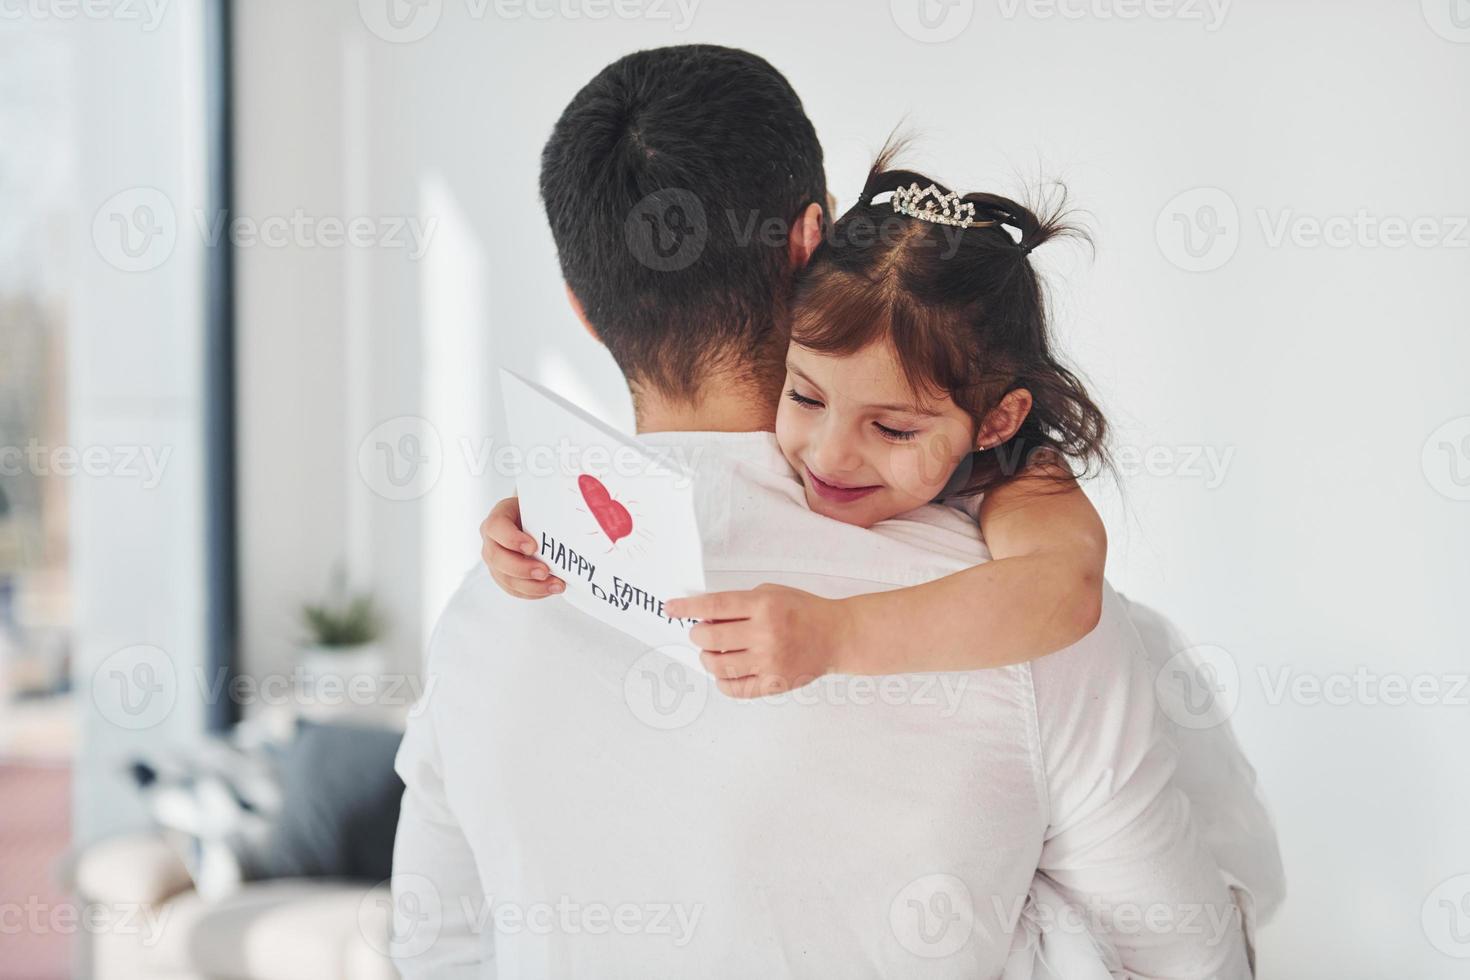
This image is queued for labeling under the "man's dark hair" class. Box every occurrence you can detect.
[540,45,826,403]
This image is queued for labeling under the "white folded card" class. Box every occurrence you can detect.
[499,368,706,662]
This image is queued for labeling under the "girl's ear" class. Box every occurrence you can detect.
[975,389,1034,450]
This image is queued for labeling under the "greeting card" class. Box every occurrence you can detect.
[499,368,706,662]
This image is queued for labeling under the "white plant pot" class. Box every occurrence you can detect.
[299,642,386,717]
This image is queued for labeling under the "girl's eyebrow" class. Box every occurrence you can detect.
[786,362,940,417]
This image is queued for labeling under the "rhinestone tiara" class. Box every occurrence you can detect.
[891,182,992,229]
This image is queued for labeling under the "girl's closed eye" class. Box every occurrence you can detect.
[874,422,918,442]
[785,387,822,408]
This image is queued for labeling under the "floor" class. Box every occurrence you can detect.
[0,754,73,979]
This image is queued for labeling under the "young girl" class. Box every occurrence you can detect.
[481,149,1110,697]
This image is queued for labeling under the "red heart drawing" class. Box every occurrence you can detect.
[578,473,633,545]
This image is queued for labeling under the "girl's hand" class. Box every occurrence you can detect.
[663,584,850,699]
[479,496,564,599]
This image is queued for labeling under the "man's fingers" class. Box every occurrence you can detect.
[689,619,750,653]
[665,590,751,622]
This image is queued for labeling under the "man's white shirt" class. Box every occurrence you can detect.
[392,429,1251,979]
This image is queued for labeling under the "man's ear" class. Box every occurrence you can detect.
[975,389,1034,449]
[565,284,599,344]
[788,201,823,271]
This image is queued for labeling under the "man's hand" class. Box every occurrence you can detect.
[480,496,564,599]
[663,584,851,699]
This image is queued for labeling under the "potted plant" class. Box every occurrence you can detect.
[299,572,385,693]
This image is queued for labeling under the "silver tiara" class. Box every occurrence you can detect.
[891,182,990,229]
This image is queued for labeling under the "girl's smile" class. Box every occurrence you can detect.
[804,465,883,503]
[776,340,982,528]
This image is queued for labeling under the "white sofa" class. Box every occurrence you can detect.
[73,832,396,980]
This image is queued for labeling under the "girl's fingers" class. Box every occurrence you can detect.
[486,513,537,556]
[665,590,751,622]
[488,547,557,584]
[494,573,564,600]
[688,619,749,653]
[700,649,754,681]
[716,675,769,700]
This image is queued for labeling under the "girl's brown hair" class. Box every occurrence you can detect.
[791,142,1109,502]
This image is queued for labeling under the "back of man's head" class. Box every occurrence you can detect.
[541,45,826,404]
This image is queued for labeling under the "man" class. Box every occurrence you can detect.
[392,45,1255,978]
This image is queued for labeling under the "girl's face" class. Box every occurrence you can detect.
[775,340,980,529]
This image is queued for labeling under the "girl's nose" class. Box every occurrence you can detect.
[811,430,864,479]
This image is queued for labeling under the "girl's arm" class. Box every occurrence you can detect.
[666,466,1106,697]
[838,466,1106,674]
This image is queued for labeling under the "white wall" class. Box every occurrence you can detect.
[234,2,1470,974]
